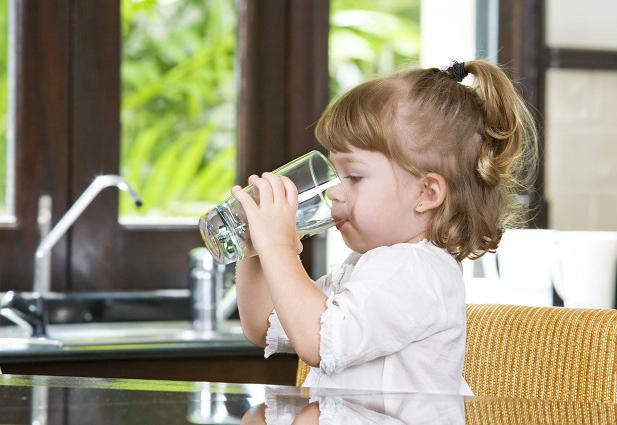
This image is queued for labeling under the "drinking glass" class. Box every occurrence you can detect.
[199,150,340,264]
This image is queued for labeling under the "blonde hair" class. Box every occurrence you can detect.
[315,60,539,261]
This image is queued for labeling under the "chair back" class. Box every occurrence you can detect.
[296,304,617,402]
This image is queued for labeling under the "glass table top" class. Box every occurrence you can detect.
[0,374,615,424]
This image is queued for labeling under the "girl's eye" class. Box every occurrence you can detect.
[345,175,362,183]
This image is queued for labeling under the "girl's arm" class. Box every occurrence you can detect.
[259,248,326,367]
[235,256,273,347]
[231,173,327,367]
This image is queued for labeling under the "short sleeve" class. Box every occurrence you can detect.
[264,387,309,424]
[319,245,449,375]
[264,309,296,358]
[264,274,330,359]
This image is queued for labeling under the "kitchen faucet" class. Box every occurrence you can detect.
[189,247,237,332]
[33,175,142,295]
[0,175,141,337]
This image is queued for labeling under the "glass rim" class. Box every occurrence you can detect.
[307,151,338,209]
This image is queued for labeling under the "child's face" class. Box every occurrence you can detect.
[327,146,428,254]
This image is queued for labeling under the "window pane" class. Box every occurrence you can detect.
[329,0,420,96]
[0,0,10,218]
[120,0,237,221]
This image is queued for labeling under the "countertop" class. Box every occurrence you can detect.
[0,320,262,363]
[0,290,269,363]
[1,374,616,424]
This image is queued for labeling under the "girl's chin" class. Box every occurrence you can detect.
[341,233,365,253]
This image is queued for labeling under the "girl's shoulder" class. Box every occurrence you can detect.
[348,241,466,308]
[354,240,461,273]
[317,240,462,294]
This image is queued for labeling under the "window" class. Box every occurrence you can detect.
[120,0,237,222]
[0,1,330,292]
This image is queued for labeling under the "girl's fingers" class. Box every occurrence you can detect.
[261,172,286,202]
[250,176,273,205]
[281,176,298,207]
[231,186,258,215]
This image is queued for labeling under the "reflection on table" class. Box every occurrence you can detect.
[0,374,615,424]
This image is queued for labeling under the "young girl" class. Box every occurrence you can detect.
[232,60,538,395]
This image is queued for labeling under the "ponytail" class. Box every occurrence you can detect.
[465,60,538,191]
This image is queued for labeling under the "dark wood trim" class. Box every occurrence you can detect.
[498,0,548,228]
[119,228,202,291]
[239,0,330,279]
[1,353,299,385]
[237,0,330,174]
[286,0,330,161]
[546,48,617,70]
[0,1,70,292]
[68,0,123,291]
[238,0,288,182]
[288,0,330,279]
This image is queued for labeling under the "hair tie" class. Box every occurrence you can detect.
[447,61,468,82]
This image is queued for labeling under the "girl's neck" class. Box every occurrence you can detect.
[406,231,427,244]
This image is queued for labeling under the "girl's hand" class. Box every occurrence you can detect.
[231,172,300,257]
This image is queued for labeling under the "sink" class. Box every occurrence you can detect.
[0,320,246,351]
[46,320,245,347]
[0,290,246,351]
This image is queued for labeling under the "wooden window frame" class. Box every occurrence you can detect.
[498,0,548,228]
[0,1,70,292]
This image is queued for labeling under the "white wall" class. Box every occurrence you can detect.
[546,0,617,50]
[544,0,617,230]
[419,0,477,68]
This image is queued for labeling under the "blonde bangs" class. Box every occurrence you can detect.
[315,79,398,156]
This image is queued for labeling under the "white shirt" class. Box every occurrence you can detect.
[263,386,465,425]
[264,240,474,396]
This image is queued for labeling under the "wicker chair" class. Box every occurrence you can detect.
[463,397,617,424]
[295,304,617,403]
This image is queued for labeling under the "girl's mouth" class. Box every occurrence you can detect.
[334,219,347,230]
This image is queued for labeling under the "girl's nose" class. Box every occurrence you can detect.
[327,182,344,203]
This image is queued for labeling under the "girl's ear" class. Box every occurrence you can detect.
[415,173,447,213]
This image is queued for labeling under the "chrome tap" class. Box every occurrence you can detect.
[189,248,236,332]
[0,176,140,338]
[33,175,142,296]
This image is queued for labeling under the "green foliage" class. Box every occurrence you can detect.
[330,0,420,96]
[120,0,237,217]
[0,0,8,215]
